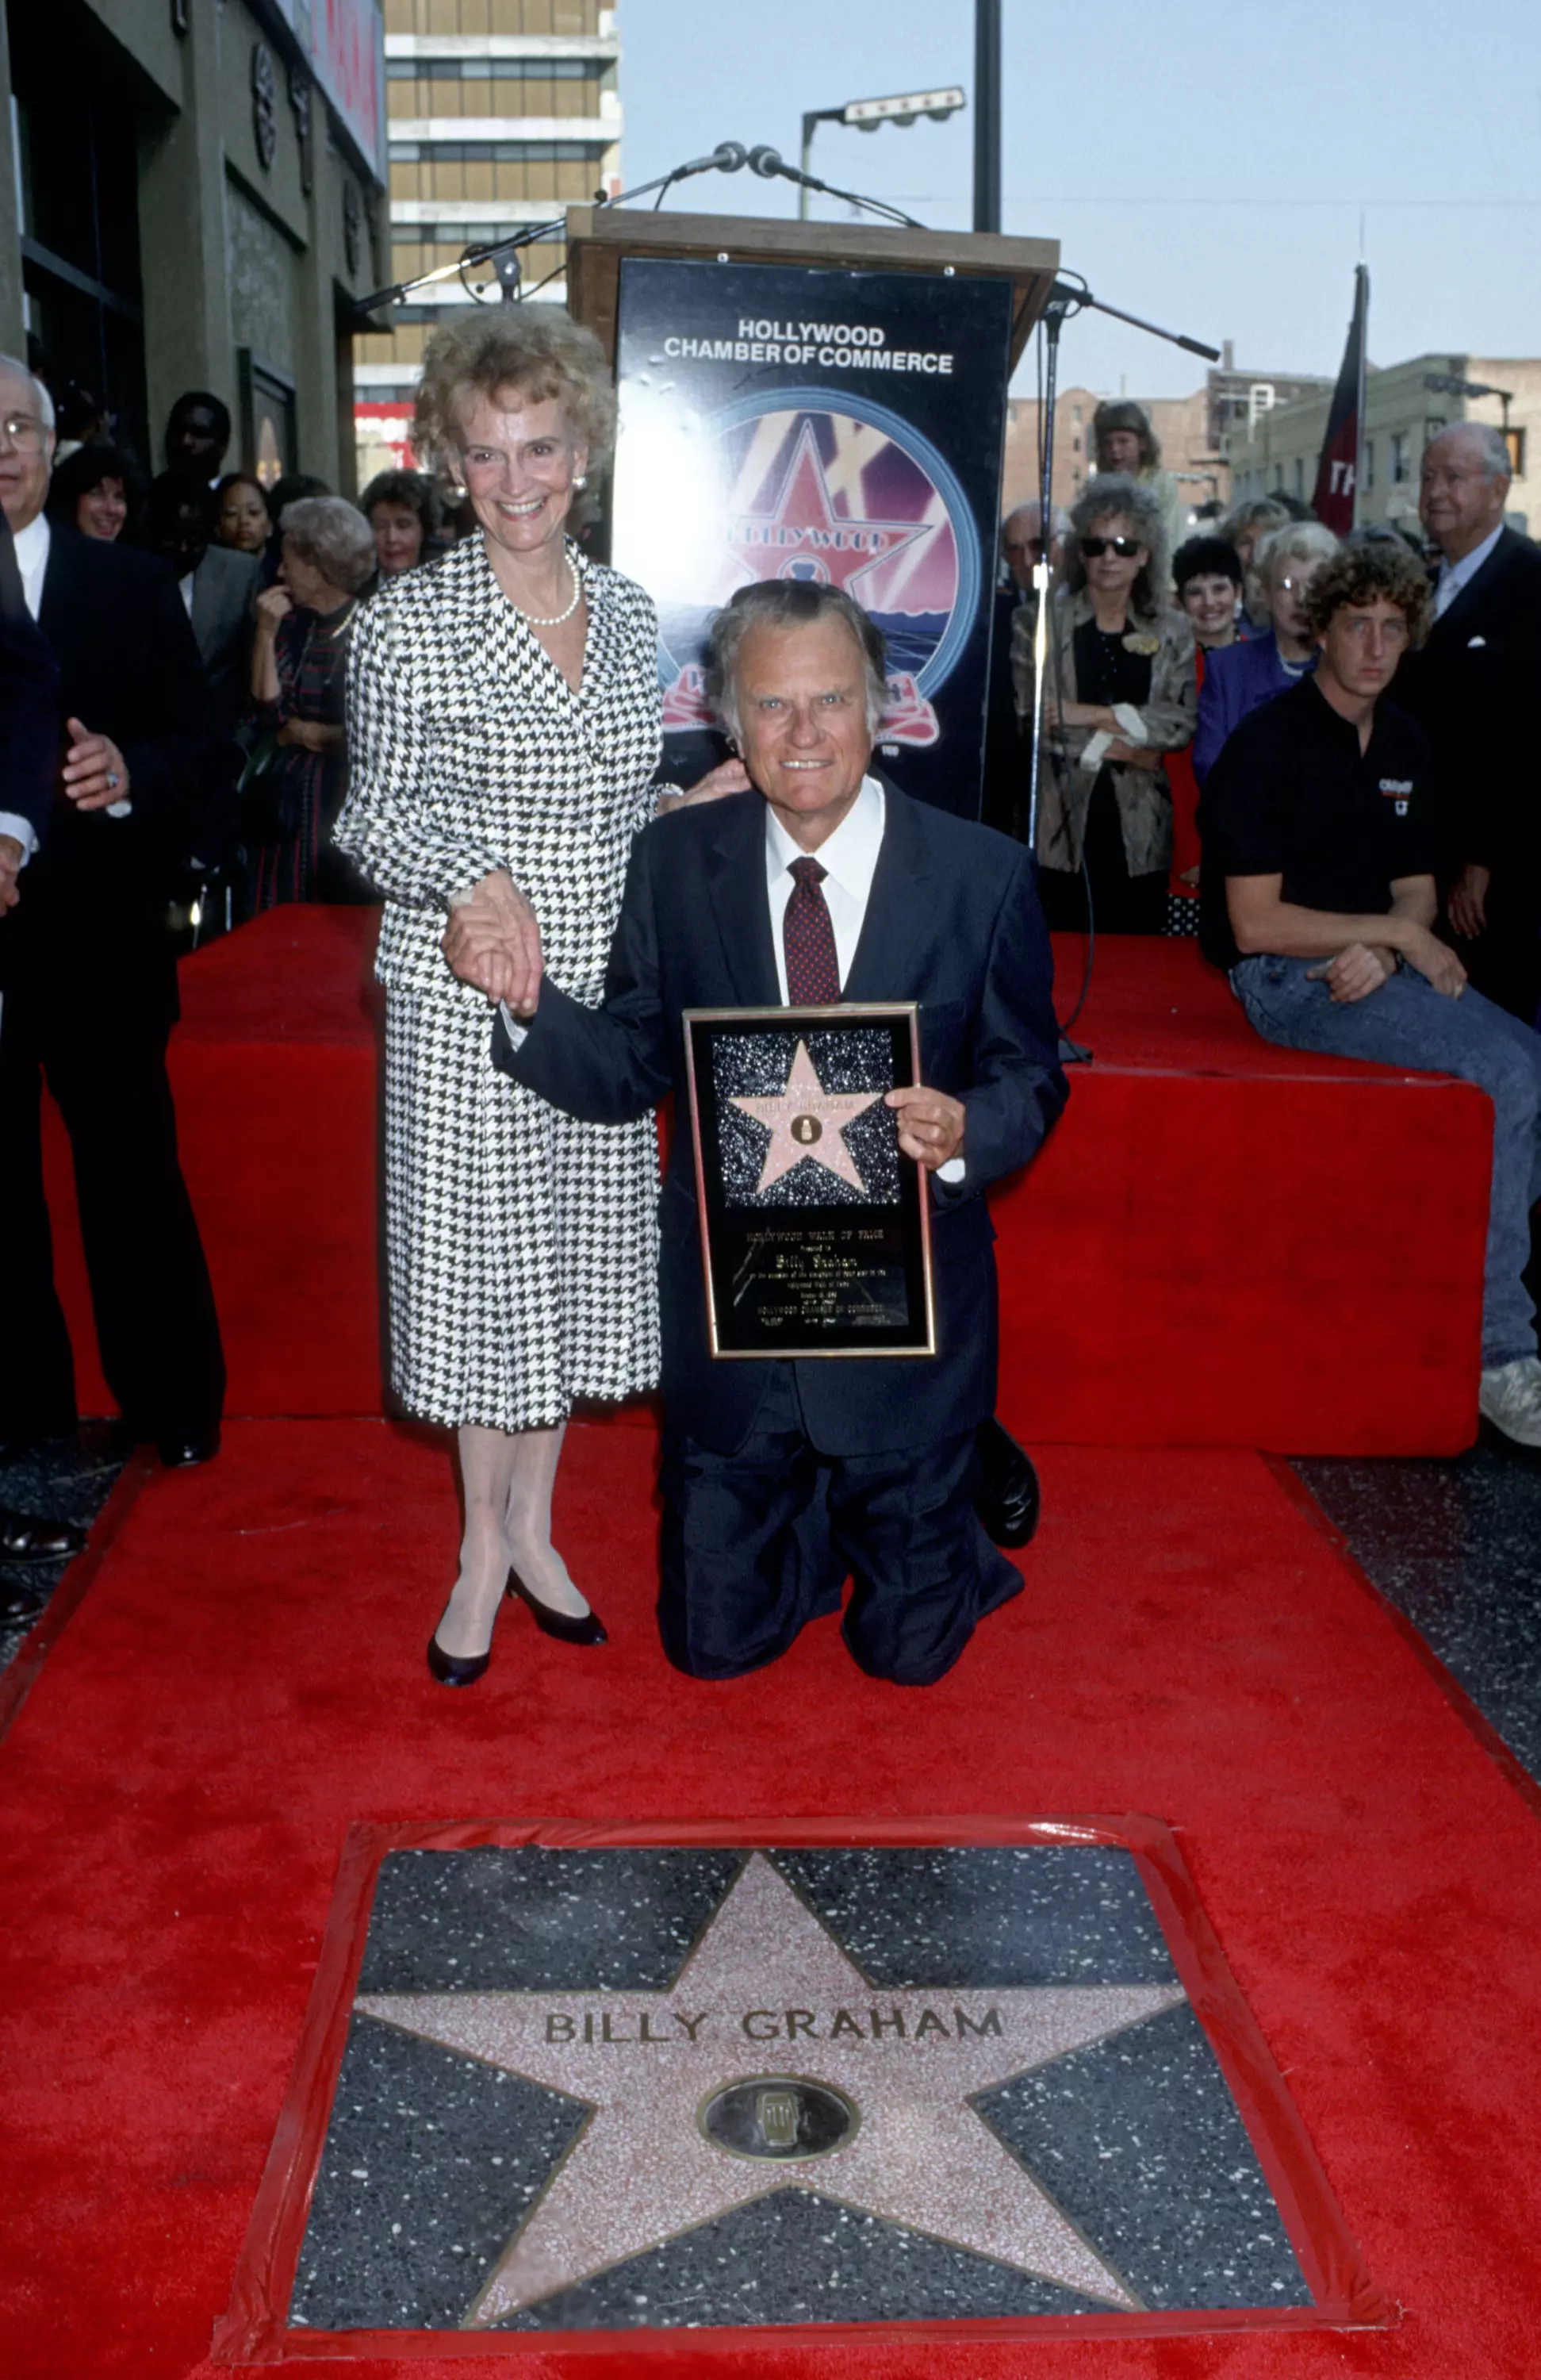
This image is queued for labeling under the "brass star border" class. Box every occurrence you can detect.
[215,1817,1394,2362]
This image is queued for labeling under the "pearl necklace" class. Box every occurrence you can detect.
[516,552,582,628]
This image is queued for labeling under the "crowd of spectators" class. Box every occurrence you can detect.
[991,399,1541,1445]
[6,381,466,935]
[2,363,1538,1490]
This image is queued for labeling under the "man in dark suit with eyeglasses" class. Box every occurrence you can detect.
[0,353,228,1471]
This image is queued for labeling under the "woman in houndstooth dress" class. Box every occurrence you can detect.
[336,310,738,1684]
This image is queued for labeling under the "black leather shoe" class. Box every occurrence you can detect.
[0,1506,87,1564]
[973,1418,1041,1550]
[427,1633,491,1687]
[506,1572,608,1645]
[158,1426,221,1468]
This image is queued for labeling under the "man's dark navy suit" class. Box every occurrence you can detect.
[1398,526,1541,1024]
[495,781,1067,1683]
[0,527,228,1446]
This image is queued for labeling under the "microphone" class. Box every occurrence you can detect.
[675,141,748,178]
[748,144,803,185]
[746,144,921,228]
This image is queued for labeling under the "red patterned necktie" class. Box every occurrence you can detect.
[783,855,841,1004]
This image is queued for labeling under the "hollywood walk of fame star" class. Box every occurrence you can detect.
[354,1852,1187,2325]
[728,1040,883,1195]
[728,419,933,597]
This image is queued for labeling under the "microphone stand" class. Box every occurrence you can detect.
[1022,277,1221,1062]
[353,155,749,316]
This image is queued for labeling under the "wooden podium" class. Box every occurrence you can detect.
[565,209,1060,820]
[565,208,1060,370]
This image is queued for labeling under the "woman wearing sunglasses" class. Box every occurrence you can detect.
[1035,474,1197,935]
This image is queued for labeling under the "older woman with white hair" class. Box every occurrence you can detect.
[1192,519,1339,785]
[334,306,733,1688]
[247,494,378,907]
[1035,473,1196,934]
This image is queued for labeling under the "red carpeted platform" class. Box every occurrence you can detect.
[41,908,1491,1451]
[4,1418,1541,2378]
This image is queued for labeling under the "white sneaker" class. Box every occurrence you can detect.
[1478,1357,1541,1449]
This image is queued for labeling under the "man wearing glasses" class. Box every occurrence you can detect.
[0,355,228,1472]
[1199,539,1541,1452]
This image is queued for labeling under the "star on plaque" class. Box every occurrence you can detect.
[728,1038,882,1195]
[355,1852,1186,2324]
[728,419,933,595]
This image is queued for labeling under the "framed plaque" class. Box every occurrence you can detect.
[682,1003,935,1361]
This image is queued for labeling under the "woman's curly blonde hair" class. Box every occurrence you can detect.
[412,308,617,478]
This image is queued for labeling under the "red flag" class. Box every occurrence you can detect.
[1312,267,1368,533]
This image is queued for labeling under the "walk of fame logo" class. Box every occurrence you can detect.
[654,397,983,750]
[351,1855,1186,2325]
[729,1039,882,1197]
[712,1026,900,1209]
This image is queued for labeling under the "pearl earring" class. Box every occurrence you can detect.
[572,472,588,490]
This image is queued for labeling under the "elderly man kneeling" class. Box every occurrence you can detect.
[453,582,1068,1685]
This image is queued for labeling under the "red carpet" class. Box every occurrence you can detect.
[3,1419,1541,2377]
[40,912,1490,1452]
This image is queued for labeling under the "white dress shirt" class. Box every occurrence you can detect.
[1433,520,1504,620]
[0,515,51,862]
[766,774,964,1182]
[12,509,48,617]
[504,770,964,1177]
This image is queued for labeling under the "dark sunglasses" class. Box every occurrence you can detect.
[1079,535,1141,560]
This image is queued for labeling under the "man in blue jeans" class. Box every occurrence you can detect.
[1200,538,1541,1451]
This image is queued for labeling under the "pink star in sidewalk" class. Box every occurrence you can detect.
[730,1039,883,1194]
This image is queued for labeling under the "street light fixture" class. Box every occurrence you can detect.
[1423,370,1515,436]
[798,87,966,221]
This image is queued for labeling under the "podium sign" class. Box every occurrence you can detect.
[610,257,1014,820]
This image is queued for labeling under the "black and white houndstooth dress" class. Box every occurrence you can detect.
[337,537,665,1431]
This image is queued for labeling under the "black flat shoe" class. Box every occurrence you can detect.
[427,1633,491,1687]
[972,1418,1041,1550]
[506,1572,608,1645]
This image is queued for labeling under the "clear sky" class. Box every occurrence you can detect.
[618,0,1540,401]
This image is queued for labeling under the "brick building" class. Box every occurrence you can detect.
[999,344,1336,541]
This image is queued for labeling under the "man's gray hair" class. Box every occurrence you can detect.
[279,495,378,594]
[705,581,889,740]
[0,354,55,433]
[1428,420,1512,483]
[1002,498,1070,547]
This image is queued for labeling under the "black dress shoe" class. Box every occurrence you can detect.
[506,1572,608,1645]
[158,1426,221,1468]
[427,1633,492,1687]
[0,1506,88,1564]
[973,1418,1041,1550]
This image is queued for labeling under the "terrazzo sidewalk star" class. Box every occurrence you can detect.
[729,1040,883,1193]
[356,1853,1183,2323]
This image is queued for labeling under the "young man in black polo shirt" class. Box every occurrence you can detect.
[1200,540,1541,1451]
